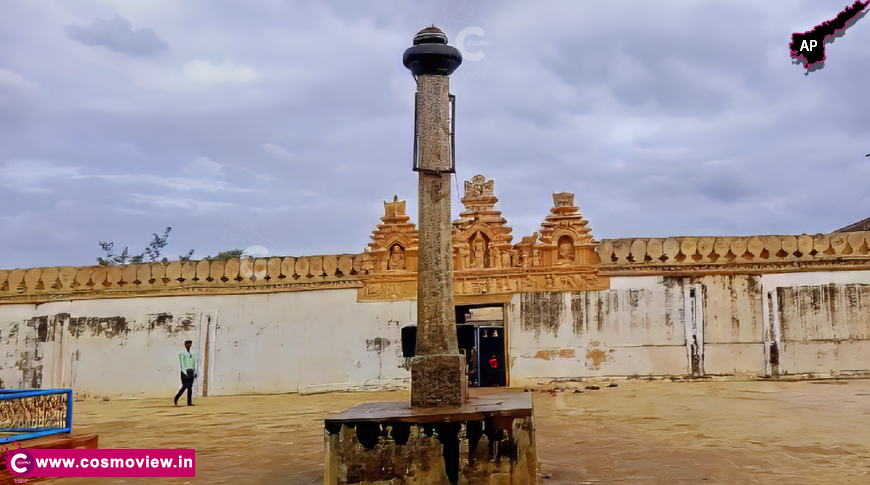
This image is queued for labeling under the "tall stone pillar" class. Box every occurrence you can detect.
[403,27,464,407]
[323,29,538,484]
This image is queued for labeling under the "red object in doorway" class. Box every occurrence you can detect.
[489,358,498,369]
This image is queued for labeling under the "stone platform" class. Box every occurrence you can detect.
[0,434,99,485]
[324,389,538,484]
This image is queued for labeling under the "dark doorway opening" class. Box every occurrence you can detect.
[400,304,507,387]
[456,304,506,387]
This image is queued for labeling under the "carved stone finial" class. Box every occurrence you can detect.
[553,192,574,207]
[463,174,495,199]
[538,192,593,248]
[457,175,498,220]
[384,197,407,220]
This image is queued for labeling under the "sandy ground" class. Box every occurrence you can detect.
[43,379,870,484]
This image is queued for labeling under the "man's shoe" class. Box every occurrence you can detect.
[174,397,178,406]
[187,403,194,406]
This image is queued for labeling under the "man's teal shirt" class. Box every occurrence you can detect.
[179,351,196,374]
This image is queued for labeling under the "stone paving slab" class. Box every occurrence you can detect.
[42,379,870,484]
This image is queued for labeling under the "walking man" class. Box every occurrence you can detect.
[174,340,197,406]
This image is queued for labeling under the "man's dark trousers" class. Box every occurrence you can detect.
[174,370,194,405]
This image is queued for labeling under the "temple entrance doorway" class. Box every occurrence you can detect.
[455,304,507,387]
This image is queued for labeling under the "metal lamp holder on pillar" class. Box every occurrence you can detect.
[413,93,456,174]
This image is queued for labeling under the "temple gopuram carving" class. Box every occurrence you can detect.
[359,175,609,301]
[363,196,418,274]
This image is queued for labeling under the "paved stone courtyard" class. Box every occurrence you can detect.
[46,379,870,484]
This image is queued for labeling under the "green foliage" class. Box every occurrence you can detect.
[97,227,195,266]
[215,249,245,262]
[144,228,171,262]
[202,249,246,262]
[96,243,141,266]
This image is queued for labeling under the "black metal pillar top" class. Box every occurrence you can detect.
[403,26,462,76]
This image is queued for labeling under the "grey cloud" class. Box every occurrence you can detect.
[262,143,293,160]
[65,15,168,57]
[2,0,870,268]
[0,68,42,128]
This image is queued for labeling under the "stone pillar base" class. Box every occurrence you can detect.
[324,390,539,485]
[410,354,465,407]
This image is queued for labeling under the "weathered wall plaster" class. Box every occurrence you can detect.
[3,268,870,397]
[0,290,414,397]
[508,277,688,382]
[509,272,870,383]
[761,270,870,376]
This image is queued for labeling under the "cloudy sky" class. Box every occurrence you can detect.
[2,1,870,269]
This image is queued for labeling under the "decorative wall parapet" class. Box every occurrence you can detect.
[0,255,364,305]
[597,232,870,276]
